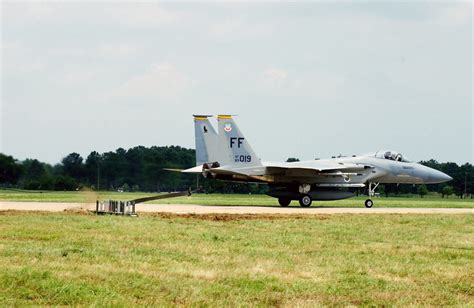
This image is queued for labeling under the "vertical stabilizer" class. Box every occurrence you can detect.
[217,115,262,167]
[194,115,218,166]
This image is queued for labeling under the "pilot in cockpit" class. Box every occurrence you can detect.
[384,151,403,162]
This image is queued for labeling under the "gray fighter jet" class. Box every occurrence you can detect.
[181,115,452,208]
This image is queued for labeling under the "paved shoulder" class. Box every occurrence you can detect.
[0,201,92,212]
[1,202,473,214]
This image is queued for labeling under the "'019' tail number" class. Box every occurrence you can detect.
[235,155,252,163]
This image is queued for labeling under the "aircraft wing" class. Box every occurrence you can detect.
[264,162,372,177]
[176,161,373,179]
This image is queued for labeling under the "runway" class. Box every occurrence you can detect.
[0,202,473,215]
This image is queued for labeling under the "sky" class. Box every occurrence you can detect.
[1,1,472,165]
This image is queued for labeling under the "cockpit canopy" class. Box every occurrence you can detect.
[374,150,412,163]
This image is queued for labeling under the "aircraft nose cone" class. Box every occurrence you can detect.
[428,169,452,184]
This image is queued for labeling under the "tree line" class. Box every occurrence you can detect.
[0,147,472,197]
[0,146,264,194]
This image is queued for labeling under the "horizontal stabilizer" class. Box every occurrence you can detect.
[164,166,204,174]
[182,165,205,174]
[205,167,250,176]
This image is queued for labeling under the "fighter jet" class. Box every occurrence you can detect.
[181,115,452,208]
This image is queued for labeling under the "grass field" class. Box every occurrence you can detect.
[0,212,472,306]
[0,189,473,208]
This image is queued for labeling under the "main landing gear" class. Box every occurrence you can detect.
[298,184,312,207]
[299,195,312,207]
[278,195,313,207]
[365,182,379,208]
[278,198,291,207]
[277,184,313,207]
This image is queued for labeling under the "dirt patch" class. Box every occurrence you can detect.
[0,210,330,221]
[143,212,331,221]
[63,207,91,215]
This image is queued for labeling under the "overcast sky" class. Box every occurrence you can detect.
[1,1,472,165]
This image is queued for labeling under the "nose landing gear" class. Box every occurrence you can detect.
[365,182,379,208]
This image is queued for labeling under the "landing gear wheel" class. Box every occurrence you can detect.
[299,195,312,207]
[278,198,291,207]
[365,199,373,208]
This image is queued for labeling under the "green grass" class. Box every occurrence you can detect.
[0,212,472,305]
[0,189,473,208]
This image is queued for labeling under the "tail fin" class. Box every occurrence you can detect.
[194,115,262,168]
[194,115,219,166]
[217,115,262,167]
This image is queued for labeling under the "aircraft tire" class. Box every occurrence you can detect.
[299,195,312,207]
[278,198,291,207]
[365,199,373,208]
